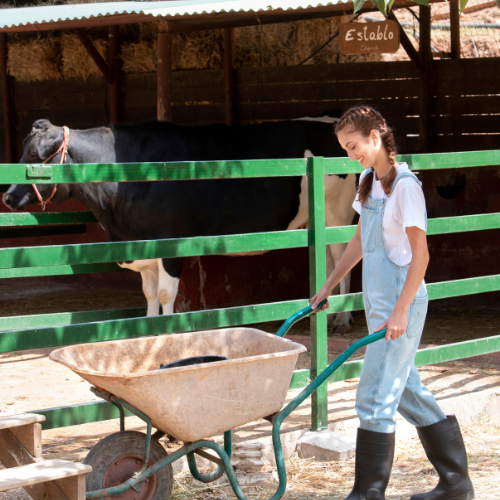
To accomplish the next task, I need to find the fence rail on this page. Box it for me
[1,151,499,432]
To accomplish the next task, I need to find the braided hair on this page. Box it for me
[335,106,397,207]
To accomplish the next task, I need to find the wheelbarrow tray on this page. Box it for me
[50,328,306,442]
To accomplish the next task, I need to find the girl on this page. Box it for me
[310,106,473,500]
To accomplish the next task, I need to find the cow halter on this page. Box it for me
[32,126,70,211]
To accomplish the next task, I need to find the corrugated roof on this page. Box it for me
[0,0,351,30]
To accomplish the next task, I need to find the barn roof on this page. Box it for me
[0,0,447,33]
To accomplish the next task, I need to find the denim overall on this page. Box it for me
[356,170,446,434]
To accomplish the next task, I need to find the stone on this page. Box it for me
[298,430,356,461]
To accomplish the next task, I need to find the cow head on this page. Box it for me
[3,120,73,210]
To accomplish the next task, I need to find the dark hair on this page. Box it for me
[335,106,397,206]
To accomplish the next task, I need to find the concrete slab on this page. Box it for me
[298,430,355,461]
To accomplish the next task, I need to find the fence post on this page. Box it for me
[307,156,328,431]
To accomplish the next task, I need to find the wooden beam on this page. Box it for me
[419,4,432,153]
[9,423,42,458]
[387,12,425,74]
[73,28,113,83]
[223,28,235,126]
[450,0,460,59]
[0,33,14,163]
[109,25,121,123]
[157,28,173,122]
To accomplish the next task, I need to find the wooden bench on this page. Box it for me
[0,411,92,500]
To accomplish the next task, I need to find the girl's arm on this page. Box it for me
[310,220,363,312]
[374,226,429,340]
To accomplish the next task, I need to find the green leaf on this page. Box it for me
[376,0,388,15]
[411,0,429,5]
[460,0,469,12]
[387,0,397,13]
[353,0,366,14]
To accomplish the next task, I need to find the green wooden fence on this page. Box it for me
[1,151,499,432]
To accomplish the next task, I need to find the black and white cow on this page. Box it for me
[3,117,356,332]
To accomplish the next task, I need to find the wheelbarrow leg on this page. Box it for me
[187,430,232,483]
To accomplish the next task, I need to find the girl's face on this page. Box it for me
[337,128,381,170]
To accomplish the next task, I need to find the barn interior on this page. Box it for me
[0,0,499,321]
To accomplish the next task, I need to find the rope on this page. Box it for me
[32,126,69,211]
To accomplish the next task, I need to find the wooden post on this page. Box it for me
[450,0,461,59]
[109,25,121,123]
[418,5,432,153]
[223,28,235,126]
[157,24,173,122]
[0,33,14,163]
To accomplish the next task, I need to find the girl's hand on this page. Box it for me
[309,284,332,313]
[374,308,408,340]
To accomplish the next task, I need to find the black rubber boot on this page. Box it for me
[344,428,395,500]
[410,416,474,500]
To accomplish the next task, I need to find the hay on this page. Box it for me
[3,8,382,81]
[7,35,61,82]
[119,18,382,74]
[60,33,108,80]
[121,41,156,74]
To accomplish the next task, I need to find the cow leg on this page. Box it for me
[141,266,161,316]
[118,259,160,316]
[328,243,353,334]
[157,258,182,315]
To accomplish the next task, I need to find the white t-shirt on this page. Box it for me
[352,163,426,266]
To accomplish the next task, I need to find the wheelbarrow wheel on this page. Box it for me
[83,430,174,500]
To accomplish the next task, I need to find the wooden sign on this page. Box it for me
[339,20,400,55]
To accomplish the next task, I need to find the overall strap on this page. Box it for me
[389,169,422,195]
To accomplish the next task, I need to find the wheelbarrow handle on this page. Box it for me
[275,299,328,338]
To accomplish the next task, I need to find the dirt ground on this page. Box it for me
[1,283,499,499]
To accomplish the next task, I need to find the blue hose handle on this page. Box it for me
[275,299,328,338]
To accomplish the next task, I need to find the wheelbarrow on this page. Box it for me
[49,301,386,500]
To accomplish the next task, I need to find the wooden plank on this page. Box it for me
[236,79,420,103]
[123,69,223,91]
[15,76,105,97]
[433,95,500,115]
[10,424,42,458]
[0,459,91,492]
[0,429,72,500]
[173,104,226,124]
[235,61,419,85]
[15,92,108,113]
[0,412,45,431]
[123,86,224,108]
[433,58,500,94]
[55,474,86,500]
[432,115,500,134]
[236,98,419,121]
[430,134,500,152]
